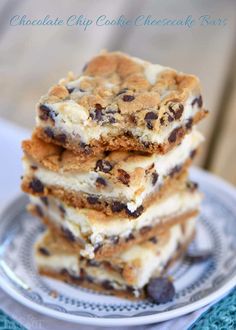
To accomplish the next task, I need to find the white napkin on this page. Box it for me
[0,118,211,330]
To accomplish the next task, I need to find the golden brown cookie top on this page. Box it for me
[37,51,202,135]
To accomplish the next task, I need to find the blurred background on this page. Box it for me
[0,0,236,184]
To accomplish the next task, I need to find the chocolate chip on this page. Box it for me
[147,277,175,304]
[198,95,203,107]
[29,178,44,193]
[124,131,133,137]
[129,114,137,125]
[147,121,154,130]
[61,227,76,242]
[169,165,181,177]
[40,196,48,206]
[102,280,113,290]
[38,247,50,256]
[122,95,135,102]
[190,149,197,159]
[44,127,54,138]
[145,112,158,130]
[152,172,159,186]
[185,250,212,263]
[85,275,94,283]
[167,114,174,122]
[149,237,158,244]
[174,104,184,119]
[126,205,144,218]
[79,268,86,279]
[55,133,67,144]
[186,118,193,130]
[95,160,113,173]
[66,87,75,94]
[191,98,198,107]
[168,128,178,143]
[96,177,107,186]
[169,104,184,120]
[191,95,203,108]
[89,104,106,122]
[90,108,103,122]
[125,233,135,242]
[111,201,126,213]
[39,104,55,121]
[160,117,165,126]
[177,241,182,251]
[39,104,50,117]
[145,112,158,121]
[108,117,116,124]
[163,259,173,272]
[94,243,102,253]
[110,235,119,245]
[161,112,174,125]
[140,226,152,235]
[149,163,155,170]
[95,103,103,111]
[87,195,99,204]
[187,181,198,191]
[142,141,150,148]
[80,142,91,155]
[61,268,68,275]
[70,273,82,282]
[93,108,117,125]
[168,127,182,143]
[59,204,66,216]
[117,169,130,185]
[126,286,135,294]
[87,260,100,267]
[35,205,43,217]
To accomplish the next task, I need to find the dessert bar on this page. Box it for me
[22,129,203,217]
[35,51,207,156]
[29,182,201,259]
[35,216,196,299]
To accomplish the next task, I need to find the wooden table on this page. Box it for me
[0,0,236,184]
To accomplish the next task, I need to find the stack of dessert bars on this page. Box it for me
[21,51,207,300]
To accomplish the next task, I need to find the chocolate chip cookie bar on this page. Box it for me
[28,182,201,259]
[35,216,196,299]
[22,129,203,218]
[35,51,207,156]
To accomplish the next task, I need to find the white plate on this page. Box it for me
[0,167,236,327]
